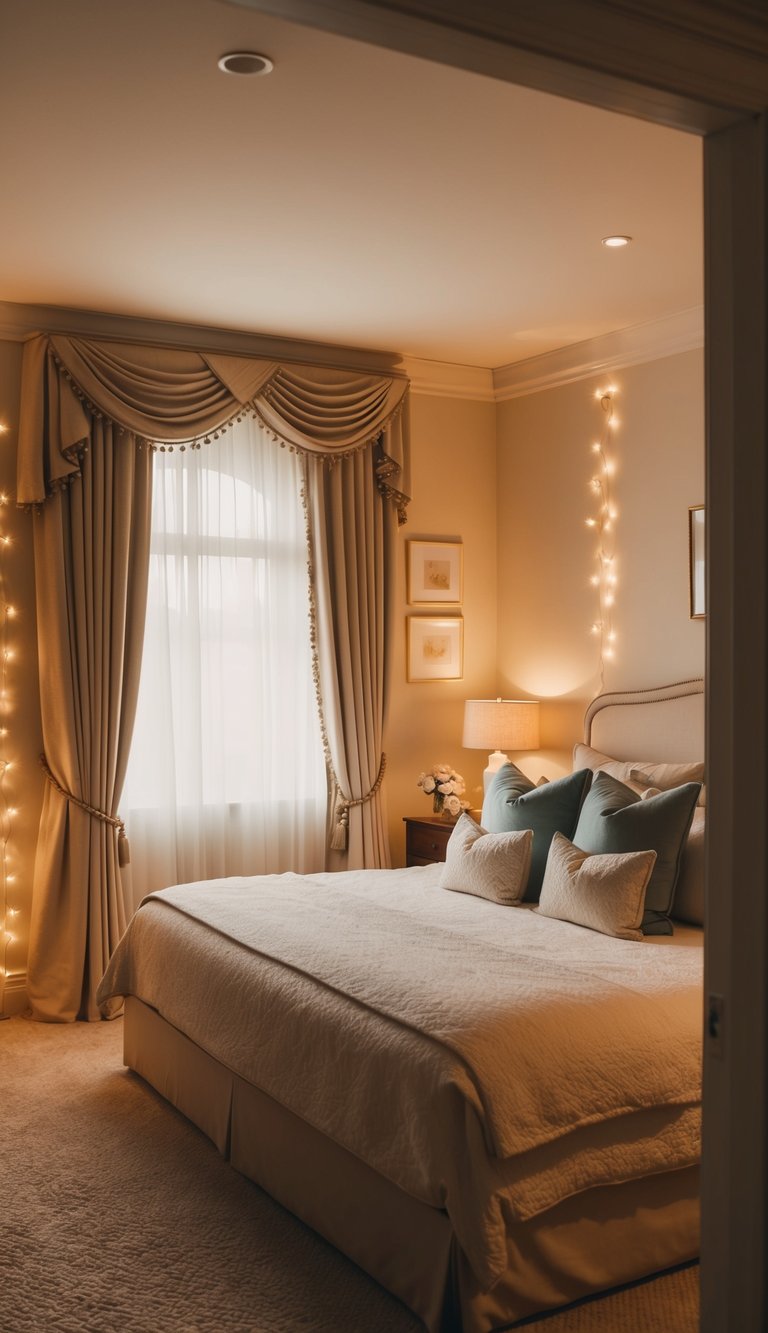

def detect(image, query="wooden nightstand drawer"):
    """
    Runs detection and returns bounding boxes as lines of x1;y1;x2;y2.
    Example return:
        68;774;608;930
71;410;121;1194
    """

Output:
403;816;454;867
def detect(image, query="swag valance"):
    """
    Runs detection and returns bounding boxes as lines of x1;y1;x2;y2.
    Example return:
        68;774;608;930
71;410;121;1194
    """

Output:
17;334;411;518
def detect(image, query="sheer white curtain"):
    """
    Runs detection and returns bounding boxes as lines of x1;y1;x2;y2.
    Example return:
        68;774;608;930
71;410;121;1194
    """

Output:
121;416;328;906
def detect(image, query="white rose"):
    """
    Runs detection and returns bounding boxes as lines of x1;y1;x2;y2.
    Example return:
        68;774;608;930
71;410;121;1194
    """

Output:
438;781;454;794
445;794;462;816
421;774;436;793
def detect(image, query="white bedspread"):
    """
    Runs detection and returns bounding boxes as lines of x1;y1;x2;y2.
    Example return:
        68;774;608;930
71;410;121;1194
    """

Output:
97;865;703;1287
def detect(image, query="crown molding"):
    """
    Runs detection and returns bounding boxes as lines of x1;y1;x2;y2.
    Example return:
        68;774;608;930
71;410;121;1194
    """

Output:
404;306;704;401
492;306;704;400
0;301;405;378
0;301;704;403
401;356;495;401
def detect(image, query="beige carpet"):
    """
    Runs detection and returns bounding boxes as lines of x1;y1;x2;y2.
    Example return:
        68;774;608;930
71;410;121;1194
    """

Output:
1;1015;699;1332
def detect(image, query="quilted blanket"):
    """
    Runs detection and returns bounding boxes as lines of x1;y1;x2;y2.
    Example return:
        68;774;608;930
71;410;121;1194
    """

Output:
98;865;702;1286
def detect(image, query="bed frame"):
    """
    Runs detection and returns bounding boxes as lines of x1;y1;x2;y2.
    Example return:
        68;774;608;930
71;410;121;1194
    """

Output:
122;679;705;1332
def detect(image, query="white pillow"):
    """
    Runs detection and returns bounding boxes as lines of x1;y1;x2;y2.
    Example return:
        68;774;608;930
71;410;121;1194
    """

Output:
439;812;533;905
573;742;706;805
537;831;657;940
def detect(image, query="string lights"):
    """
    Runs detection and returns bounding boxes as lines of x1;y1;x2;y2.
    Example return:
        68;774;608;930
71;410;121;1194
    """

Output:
586;387;619;686
0;422;16;1017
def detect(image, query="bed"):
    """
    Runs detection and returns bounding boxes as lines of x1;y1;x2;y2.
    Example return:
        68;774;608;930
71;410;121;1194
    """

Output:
97;679;705;1332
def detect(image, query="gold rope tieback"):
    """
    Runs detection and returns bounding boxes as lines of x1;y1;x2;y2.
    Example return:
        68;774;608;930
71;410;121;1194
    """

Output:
330;752;387;852
39;754;131;866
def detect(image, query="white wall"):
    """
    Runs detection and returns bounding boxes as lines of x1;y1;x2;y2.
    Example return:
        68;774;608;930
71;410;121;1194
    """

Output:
496;348;705;776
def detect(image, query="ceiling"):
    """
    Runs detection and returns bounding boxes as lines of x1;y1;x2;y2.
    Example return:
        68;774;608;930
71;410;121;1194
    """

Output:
0;0;703;369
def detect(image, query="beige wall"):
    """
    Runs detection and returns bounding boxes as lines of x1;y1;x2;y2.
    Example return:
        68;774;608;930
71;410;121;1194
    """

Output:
0;337;704;993
0;338;43;1011
385;392;498;865
496;348;705;778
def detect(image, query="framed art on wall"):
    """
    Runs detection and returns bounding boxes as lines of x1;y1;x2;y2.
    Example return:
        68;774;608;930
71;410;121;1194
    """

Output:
407;540;463;604
689;505;705;619
407;616;464;682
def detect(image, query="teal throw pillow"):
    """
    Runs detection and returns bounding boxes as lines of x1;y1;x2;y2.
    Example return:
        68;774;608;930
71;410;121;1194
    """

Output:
482;764;593;901
573;771;701;935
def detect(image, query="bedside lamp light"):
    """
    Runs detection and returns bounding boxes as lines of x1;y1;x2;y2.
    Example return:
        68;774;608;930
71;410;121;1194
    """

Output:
462;698;540;791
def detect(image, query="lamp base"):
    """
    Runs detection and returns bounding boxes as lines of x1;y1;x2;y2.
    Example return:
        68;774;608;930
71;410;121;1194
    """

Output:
483;750;510;792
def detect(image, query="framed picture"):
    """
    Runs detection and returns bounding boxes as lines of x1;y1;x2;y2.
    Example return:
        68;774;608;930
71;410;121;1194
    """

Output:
689;505;705;619
407;616;464;682
407;540;463;605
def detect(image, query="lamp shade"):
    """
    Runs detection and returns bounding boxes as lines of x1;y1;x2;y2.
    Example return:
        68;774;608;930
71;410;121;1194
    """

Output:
462;699;540;752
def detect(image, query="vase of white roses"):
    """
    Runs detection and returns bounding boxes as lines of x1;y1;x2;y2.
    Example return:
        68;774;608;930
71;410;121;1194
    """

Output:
417;763;467;818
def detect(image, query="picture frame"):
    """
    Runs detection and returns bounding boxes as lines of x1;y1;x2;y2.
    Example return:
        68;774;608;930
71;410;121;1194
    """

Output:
407;540;463;605
689;505;705;619
407;616;464;682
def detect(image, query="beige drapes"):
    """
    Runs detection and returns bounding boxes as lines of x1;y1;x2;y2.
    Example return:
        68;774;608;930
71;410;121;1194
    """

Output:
305;447;395;869
27;423;152;1020
18;332;409;1020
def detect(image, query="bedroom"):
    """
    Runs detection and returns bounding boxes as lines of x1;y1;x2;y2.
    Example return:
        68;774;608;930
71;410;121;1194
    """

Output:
1;2;766;1331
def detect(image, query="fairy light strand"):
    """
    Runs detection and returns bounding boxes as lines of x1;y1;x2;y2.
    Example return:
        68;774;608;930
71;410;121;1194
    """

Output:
0;426;16;1012
586;387;619;688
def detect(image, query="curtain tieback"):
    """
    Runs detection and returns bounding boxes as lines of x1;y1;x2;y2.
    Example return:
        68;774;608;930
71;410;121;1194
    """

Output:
39;754;131;866
331;752;387;852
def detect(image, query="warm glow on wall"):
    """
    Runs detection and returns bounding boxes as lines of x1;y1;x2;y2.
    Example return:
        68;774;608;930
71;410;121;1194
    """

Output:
0;434;17;1008
586;388;619;683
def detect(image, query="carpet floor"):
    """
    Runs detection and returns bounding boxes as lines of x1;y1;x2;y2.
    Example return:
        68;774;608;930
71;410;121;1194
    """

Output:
1;1015;699;1332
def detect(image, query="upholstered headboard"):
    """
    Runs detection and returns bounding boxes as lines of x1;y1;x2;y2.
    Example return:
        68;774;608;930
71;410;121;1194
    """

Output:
584;679;704;764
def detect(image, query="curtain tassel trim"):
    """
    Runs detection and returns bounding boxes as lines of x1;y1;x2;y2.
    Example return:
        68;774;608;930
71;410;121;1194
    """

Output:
330;752;388;852
300;465;390;855
39;755;131;865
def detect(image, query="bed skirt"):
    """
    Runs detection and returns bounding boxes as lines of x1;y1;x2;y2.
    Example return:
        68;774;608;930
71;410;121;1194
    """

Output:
123;995;699;1332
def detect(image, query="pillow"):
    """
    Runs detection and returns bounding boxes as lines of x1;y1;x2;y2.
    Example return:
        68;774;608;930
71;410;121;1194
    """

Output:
482;764;593;901
573;743;706;806
439;812;533;905
672;807;705;926
573;771;700;934
537;832;656;940
616;777;661;798
630;767;707;808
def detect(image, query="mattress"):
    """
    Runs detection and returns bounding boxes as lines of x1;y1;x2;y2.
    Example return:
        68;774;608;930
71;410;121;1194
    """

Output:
97;862;703;1293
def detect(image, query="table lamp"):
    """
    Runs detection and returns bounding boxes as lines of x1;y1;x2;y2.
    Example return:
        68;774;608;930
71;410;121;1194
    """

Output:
462;698;540;791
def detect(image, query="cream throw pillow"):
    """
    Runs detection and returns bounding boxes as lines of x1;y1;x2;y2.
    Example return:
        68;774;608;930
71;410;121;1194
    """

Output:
439;812;533;906
573;743;706;805
537;831;657;940
630;768;707;807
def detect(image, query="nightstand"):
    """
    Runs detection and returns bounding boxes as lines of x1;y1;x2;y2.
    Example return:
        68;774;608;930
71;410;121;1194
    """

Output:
403;815;455;867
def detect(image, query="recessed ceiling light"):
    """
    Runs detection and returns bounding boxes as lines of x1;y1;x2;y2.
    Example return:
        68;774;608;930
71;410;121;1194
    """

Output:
218;51;274;76
601;235;632;248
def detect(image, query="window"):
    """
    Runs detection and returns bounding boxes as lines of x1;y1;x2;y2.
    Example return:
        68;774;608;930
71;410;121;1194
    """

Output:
121;416;327;903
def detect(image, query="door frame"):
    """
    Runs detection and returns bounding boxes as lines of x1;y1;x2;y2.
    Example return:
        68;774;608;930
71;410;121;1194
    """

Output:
237;2;768;1327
